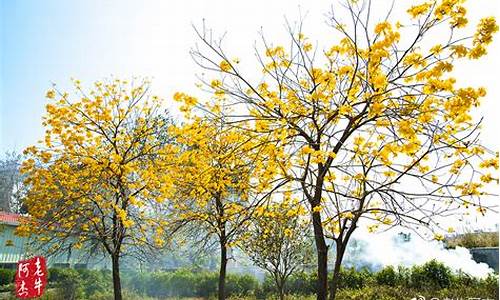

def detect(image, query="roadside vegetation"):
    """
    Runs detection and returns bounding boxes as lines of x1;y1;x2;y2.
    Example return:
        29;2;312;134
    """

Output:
0;260;498;300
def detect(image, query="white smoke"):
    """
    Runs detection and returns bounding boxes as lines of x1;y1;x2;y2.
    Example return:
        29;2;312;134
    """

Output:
341;229;494;279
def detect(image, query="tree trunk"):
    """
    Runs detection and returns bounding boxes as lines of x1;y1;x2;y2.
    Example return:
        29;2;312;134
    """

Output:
275;276;285;300
312;210;329;300
111;254;122;300
218;242;228;300
330;242;346;300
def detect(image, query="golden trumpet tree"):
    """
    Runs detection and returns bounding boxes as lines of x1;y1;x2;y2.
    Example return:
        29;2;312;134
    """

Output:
185;1;499;299
168;94;287;300
19;78;175;300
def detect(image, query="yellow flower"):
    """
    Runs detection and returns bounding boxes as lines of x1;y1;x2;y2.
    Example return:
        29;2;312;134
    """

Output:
219;60;232;72
434;233;444;241
46;89;56;99
374;22;391;34
211;79;222;88
339;104;353;116
407;3;432;19
429;44;443;55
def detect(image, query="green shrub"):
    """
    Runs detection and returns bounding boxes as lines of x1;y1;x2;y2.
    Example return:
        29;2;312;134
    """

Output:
0;268;15;286
481;273;500;299
375;266;397;286
126;271;154;296
288;271;316;295
450;271;480;288
75;269;112;297
9;262;492;299
148;271;172;297
48;268;84;300
225;273;258;297
196;271;218;297
132;269;258;298
410;260;452;290
394;266;411;287
0;283;14;293
168;269;197;297
336;267;373;290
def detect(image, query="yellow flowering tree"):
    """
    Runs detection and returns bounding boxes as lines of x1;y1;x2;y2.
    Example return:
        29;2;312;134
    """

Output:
240;199;313;300
19;78;175;300
167;101;283;300
186;1;499;299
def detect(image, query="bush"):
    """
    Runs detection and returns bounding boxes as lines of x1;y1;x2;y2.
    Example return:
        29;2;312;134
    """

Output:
196;271;218;297
285;271;316;296
48;268;84;300
47;268;113;299
336;267;373;290
3;262;493;299
75;269;112;297
0;269;15;286
132;269;258;298
126;271;155;296
148;271;172;298
167;268;197;297
226;273;258;297
409;260;452;290
375;266;397;286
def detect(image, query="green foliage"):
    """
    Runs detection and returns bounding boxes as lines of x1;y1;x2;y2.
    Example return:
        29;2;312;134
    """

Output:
0;268;15;286
285;271;317;295
164;269;198;297
126;271;155;296
260;262;497;299
409;260;452;290
128;269;257;298
42;268;112;299
195;271;218;296
226;273;259;297
75;269;112;297
336;267;373;290
1;264;497;299
258;271;316;297
48;268;85;299
374;266;397;286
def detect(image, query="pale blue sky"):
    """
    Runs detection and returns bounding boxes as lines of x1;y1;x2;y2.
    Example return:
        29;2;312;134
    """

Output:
1;0;192;152
1;0;334;152
1;0;499;229
1;0;499;155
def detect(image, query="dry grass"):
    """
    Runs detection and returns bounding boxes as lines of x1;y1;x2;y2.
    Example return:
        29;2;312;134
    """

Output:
446;231;498;248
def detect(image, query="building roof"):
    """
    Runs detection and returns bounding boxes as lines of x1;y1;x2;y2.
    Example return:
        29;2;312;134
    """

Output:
0;211;21;226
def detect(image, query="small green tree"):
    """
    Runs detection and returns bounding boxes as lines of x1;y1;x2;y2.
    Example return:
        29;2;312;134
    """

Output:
241;199;314;300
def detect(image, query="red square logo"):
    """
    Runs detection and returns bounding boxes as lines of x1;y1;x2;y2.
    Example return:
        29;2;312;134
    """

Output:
15;256;48;298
